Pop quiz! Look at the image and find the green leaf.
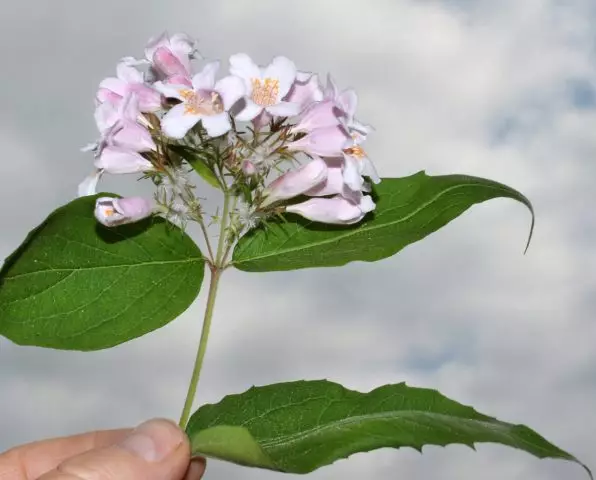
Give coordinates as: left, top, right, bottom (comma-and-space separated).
0, 194, 205, 351
187, 380, 591, 477
169, 144, 222, 190
232, 172, 535, 272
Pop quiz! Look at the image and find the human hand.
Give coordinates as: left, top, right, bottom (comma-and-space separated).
0, 419, 206, 480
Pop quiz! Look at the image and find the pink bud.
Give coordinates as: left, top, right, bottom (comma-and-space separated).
262, 157, 328, 207
95, 197, 154, 227
153, 46, 189, 78
286, 194, 375, 225
242, 159, 257, 176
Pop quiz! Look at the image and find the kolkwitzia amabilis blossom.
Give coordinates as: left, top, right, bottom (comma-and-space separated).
230, 54, 301, 121
96, 61, 162, 112
145, 32, 197, 84
78, 33, 379, 231
156, 61, 245, 138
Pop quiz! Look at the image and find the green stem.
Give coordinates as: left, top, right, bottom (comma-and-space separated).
178, 266, 221, 428
215, 192, 231, 266
178, 191, 232, 429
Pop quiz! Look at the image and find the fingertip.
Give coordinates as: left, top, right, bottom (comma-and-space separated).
119, 418, 188, 462
184, 457, 207, 480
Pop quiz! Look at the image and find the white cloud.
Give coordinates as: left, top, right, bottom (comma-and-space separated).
1, 0, 595, 479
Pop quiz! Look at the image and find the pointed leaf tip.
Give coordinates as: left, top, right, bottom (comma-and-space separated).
186, 380, 588, 475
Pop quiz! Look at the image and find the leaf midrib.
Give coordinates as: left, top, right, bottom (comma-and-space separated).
256, 411, 559, 458
234, 183, 513, 265
3, 258, 203, 281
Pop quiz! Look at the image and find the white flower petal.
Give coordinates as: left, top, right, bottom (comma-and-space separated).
215, 75, 246, 110
229, 53, 261, 91
234, 99, 263, 121
153, 81, 187, 100
201, 114, 232, 137
265, 101, 301, 118
192, 61, 220, 91
264, 56, 297, 98
77, 169, 103, 197
161, 103, 201, 139
116, 62, 143, 84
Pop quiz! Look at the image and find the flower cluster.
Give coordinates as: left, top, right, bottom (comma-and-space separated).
81, 32, 380, 232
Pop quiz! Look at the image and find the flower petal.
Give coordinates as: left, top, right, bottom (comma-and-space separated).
263, 56, 297, 98
77, 169, 103, 197
262, 157, 328, 207
153, 46, 188, 77
229, 53, 261, 91
153, 81, 186, 100
338, 89, 358, 118
129, 84, 162, 112
286, 195, 372, 225
265, 101, 301, 118
201, 113, 232, 137
114, 197, 154, 222
285, 72, 324, 111
94, 146, 153, 174
215, 75, 246, 110
95, 196, 153, 227
342, 155, 364, 191
286, 125, 351, 157
291, 100, 344, 133
112, 122, 156, 152
234, 98, 263, 122
116, 62, 143, 84
98, 77, 127, 97
192, 61, 219, 91
161, 103, 201, 139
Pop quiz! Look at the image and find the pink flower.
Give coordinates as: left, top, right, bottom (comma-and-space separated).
284, 71, 324, 112
95, 93, 156, 153
156, 61, 246, 138
95, 197, 154, 227
230, 54, 300, 121
286, 194, 375, 225
290, 100, 346, 134
261, 157, 328, 207
145, 32, 197, 83
286, 124, 351, 157
96, 61, 162, 112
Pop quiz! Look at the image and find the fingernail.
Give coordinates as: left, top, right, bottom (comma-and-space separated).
184, 457, 207, 480
120, 419, 184, 462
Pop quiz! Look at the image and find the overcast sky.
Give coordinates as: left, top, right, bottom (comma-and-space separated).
1, 0, 596, 479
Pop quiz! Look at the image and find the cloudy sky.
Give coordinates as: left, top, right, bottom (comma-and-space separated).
1, 0, 596, 478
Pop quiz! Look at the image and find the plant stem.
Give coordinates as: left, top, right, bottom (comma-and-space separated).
178, 266, 222, 428
178, 191, 233, 429
215, 192, 231, 266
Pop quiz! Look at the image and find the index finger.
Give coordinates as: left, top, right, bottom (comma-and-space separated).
0, 428, 131, 480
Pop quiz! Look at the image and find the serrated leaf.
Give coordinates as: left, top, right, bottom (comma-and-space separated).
187, 380, 591, 477
0, 194, 205, 351
232, 172, 534, 271
169, 144, 222, 190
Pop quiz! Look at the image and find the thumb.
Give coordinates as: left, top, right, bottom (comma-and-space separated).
39, 419, 196, 480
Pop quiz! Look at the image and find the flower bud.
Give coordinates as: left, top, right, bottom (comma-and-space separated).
241, 159, 257, 176
95, 197, 154, 227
